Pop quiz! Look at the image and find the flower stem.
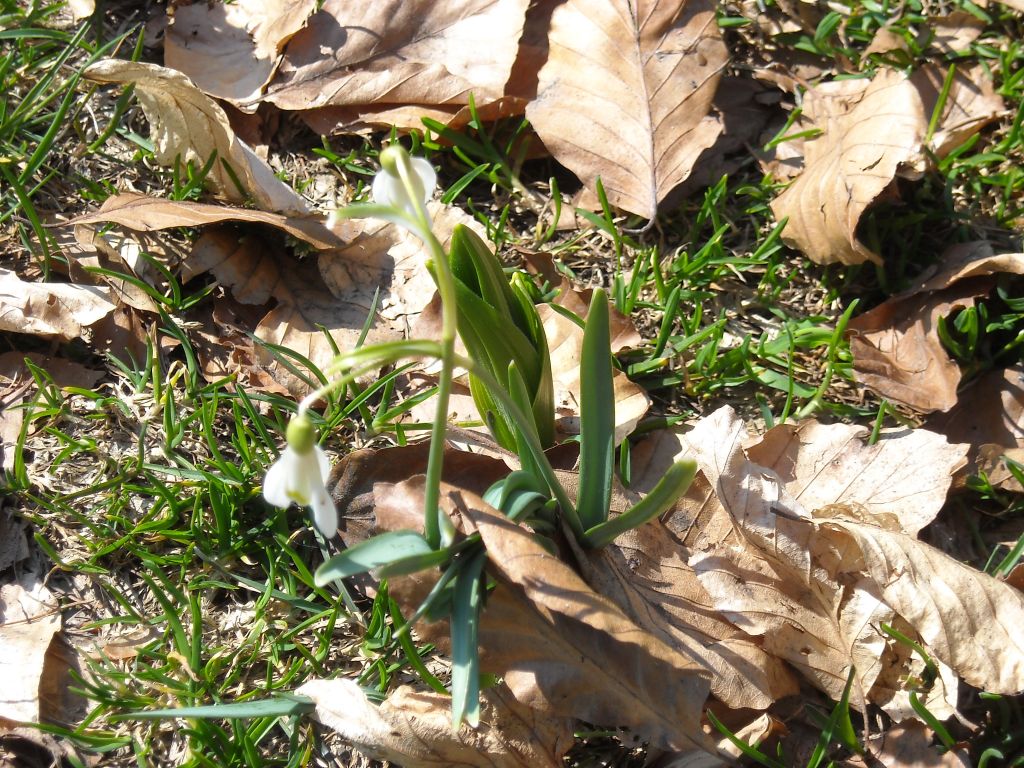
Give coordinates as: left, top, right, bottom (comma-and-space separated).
393, 149, 458, 550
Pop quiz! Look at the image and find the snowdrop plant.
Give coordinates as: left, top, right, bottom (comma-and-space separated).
263, 144, 696, 727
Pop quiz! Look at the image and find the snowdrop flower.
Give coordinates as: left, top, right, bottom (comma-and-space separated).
373, 145, 436, 221
263, 412, 337, 538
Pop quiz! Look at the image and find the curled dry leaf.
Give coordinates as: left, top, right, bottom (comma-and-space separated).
644, 410, 907, 703
847, 244, 1024, 412
73, 193, 343, 251
927, 363, 1024, 450
181, 227, 399, 398
298, 678, 572, 768
165, 0, 318, 107
526, 0, 728, 219
672, 407, 1024, 703
0, 268, 115, 341
822, 518, 1024, 694
260, 0, 529, 113
771, 66, 1002, 265
83, 60, 308, 213
770, 69, 925, 266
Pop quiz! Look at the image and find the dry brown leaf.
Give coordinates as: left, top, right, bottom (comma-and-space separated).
664, 409, 911, 705
83, 60, 308, 213
927, 363, 1024, 450
298, 679, 572, 767
190, 295, 292, 395
747, 420, 968, 536
361, 470, 713, 752
319, 202, 483, 324
0, 577, 62, 724
771, 66, 1001, 265
179, 228, 394, 398
865, 721, 970, 767
0, 269, 115, 340
449, 487, 713, 752
0, 509, 30, 574
848, 244, 1024, 412
525, 0, 727, 219
165, 0, 318, 107
912, 63, 1005, 161
929, 11, 985, 53
770, 69, 925, 266
578, 518, 800, 710
679, 407, 1024, 697
73, 192, 343, 250
260, 0, 530, 113
822, 517, 1024, 694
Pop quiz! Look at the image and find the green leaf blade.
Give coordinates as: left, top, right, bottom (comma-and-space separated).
314, 531, 433, 586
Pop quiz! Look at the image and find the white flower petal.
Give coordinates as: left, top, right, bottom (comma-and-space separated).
409, 156, 436, 202
372, 156, 436, 220
313, 444, 331, 481
310, 484, 338, 538
372, 171, 397, 208
263, 451, 295, 508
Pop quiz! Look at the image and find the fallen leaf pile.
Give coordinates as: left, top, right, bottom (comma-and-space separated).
320, 405, 1024, 765
2, 0, 1023, 765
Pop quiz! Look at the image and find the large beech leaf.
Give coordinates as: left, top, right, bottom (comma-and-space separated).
453, 490, 713, 752
165, 0, 317, 107
823, 519, 1024, 695
84, 61, 308, 214
525, 0, 728, 219
261, 0, 530, 113
298, 679, 572, 767
747, 419, 968, 536
771, 66, 1002, 266
668, 409, 903, 704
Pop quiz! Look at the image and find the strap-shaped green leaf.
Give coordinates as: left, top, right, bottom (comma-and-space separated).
584, 459, 697, 549
450, 225, 530, 335
314, 531, 432, 585
453, 279, 541, 387
451, 549, 487, 728
120, 696, 316, 720
577, 288, 615, 533
506, 361, 545, 478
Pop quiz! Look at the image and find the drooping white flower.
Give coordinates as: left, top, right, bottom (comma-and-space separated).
373, 146, 436, 220
263, 412, 337, 537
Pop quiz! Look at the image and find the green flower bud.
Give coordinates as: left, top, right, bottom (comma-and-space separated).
379, 144, 407, 176
286, 413, 316, 454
